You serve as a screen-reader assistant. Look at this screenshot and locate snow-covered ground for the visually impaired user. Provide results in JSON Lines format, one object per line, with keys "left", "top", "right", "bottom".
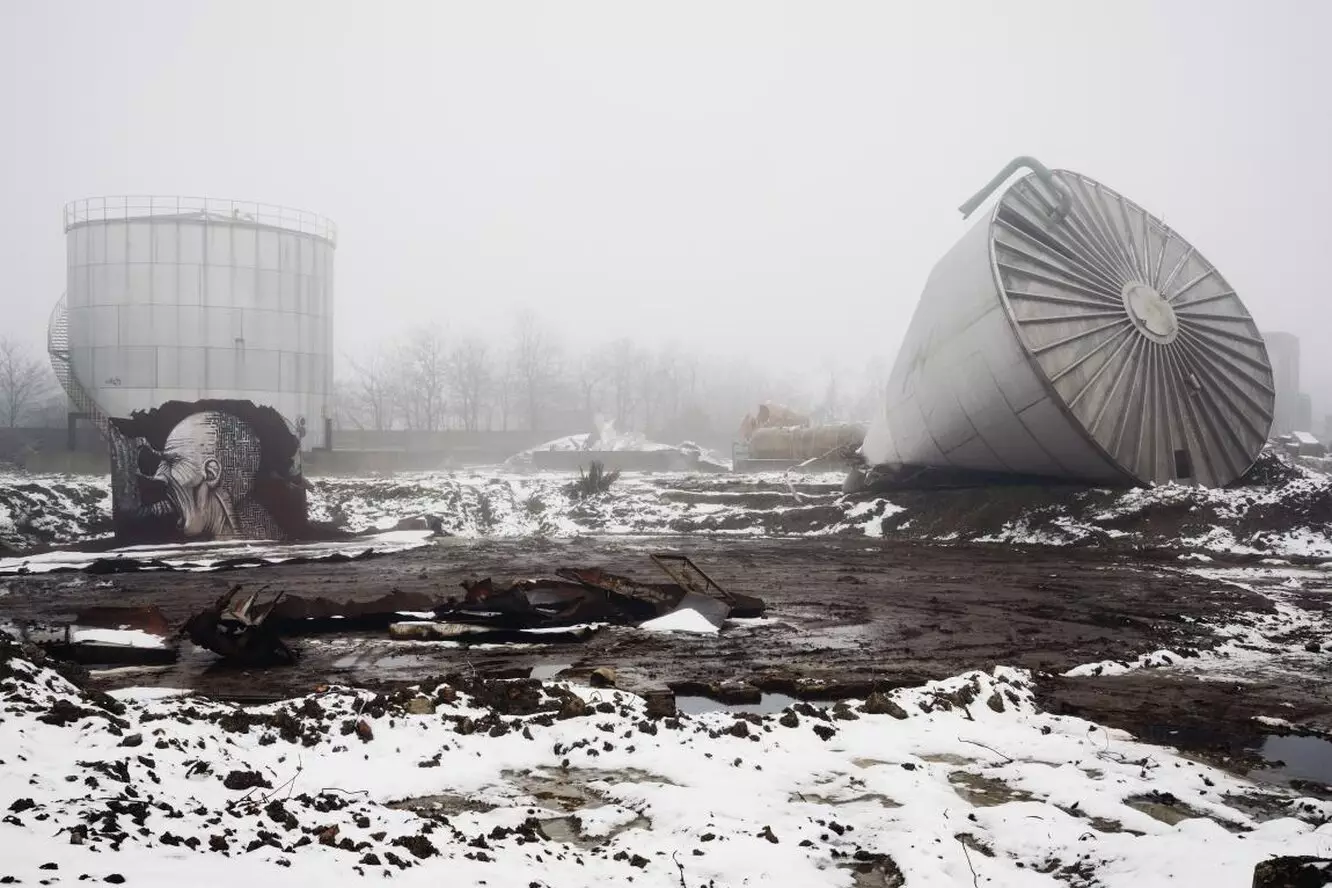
{"left": 0, "top": 530, "right": 434, "bottom": 576}
{"left": 7, "top": 455, "right": 1332, "bottom": 559}
{"left": 1061, "top": 562, "right": 1331, "bottom": 684}
{"left": 0, "top": 471, "right": 110, "bottom": 551}
{"left": 2, "top": 645, "right": 1327, "bottom": 888}
{"left": 4, "top": 451, "right": 1332, "bottom": 559}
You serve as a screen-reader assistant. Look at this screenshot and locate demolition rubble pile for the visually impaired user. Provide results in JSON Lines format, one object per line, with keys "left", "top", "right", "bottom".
{"left": 2, "top": 639, "right": 1329, "bottom": 886}
{"left": 504, "top": 417, "right": 728, "bottom": 473}
{"left": 2, "top": 554, "right": 765, "bottom": 669}
{"left": 398, "top": 554, "right": 763, "bottom": 643}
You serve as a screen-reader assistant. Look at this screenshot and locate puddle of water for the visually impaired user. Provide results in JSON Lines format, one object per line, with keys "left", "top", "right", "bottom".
{"left": 538, "top": 815, "right": 582, "bottom": 844}
{"left": 387, "top": 793, "right": 495, "bottom": 816}
{"left": 947, "top": 772, "right": 1035, "bottom": 807}
{"left": 792, "top": 791, "right": 900, "bottom": 808}
{"left": 504, "top": 767, "right": 675, "bottom": 813}
{"left": 851, "top": 757, "right": 901, "bottom": 770}
{"left": 838, "top": 853, "right": 905, "bottom": 888}
{"left": 538, "top": 811, "right": 651, "bottom": 848}
{"left": 529, "top": 663, "right": 573, "bottom": 680}
{"left": 1251, "top": 734, "right": 1332, "bottom": 785}
{"left": 1124, "top": 793, "right": 1207, "bottom": 826}
{"left": 676, "top": 693, "right": 799, "bottom": 715}
{"left": 1086, "top": 816, "right": 1141, "bottom": 835}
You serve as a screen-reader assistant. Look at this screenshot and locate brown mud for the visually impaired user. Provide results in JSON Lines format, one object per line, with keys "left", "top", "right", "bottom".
{"left": 3, "top": 535, "right": 1327, "bottom": 767}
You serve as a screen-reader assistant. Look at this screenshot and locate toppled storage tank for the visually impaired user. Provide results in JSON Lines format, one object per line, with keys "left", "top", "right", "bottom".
{"left": 865, "top": 157, "right": 1274, "bottom": 487}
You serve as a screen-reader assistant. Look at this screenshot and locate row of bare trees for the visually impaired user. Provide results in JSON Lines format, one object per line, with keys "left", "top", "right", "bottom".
{"left": 336, "top": 312, "right": 888, "bottom": 448}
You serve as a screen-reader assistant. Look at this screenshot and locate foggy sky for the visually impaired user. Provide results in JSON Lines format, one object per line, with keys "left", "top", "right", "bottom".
{"left": 3, "top": 1, "right": 1330, "bottom": 413}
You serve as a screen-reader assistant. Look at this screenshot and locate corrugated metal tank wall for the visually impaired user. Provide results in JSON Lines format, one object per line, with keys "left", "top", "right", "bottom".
{"left": 64, "top": 199, "right": 335, "bottom": 449}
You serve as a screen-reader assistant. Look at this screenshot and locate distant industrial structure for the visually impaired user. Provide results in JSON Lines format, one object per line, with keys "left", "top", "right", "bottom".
{"left": 49, "top": 196, "right": 336, "bottom": 449}
{"left": 1261, "top": 331, "right": 1304, "bottom": 437}
{"left": 866, "top": 157, "right": 1275, "bottom": 488}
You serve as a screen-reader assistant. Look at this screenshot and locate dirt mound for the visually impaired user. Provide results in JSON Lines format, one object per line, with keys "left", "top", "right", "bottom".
{"left": 1236, "top": 450, "right": 1303, "bottom": 487}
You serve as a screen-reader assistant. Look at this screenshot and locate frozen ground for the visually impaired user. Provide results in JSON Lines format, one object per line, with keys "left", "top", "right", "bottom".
{"left": 4, "top": 457, "right": 1332, "bottom": 884}
{"left": 4, "top": 451, "right": 1332, "bottom": 560}
{"left": 0, "top": 530, "right": 434, "bottom": 576}
{"left": 0, "top": 472, "right": 110, "bottom": 552}
{"left": 3, "top": 642, "right": 1329, "bottom": 888}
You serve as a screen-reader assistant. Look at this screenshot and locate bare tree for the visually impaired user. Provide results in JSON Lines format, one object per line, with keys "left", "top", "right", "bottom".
{"left": 606, "top": 338, "right": 640, "bottom": 430}
{"left": 0, "top": 338, "right": 52, "bottom": 428}
{"left": 573, "top": 354, "right": 603, "bottom": 422}
{"left": 447, "top": 335, "right": 491, "bottom": 432}
{"left": 816, "top": 358, "right": 841, "bottom": 423}
{"left": 644, "top": 345, "right": 688, "bottom": 436}
{"left": 494, "top": 351, "right": 516, "bottom": 431}
{"left": 399, "top": 326, "right": 449, "bottom": 431}
{"left": 513, "top": 310, "right": 559, "bottom": 431}
{"left": 345, "top": 347, "right": 397, "bottom": 431}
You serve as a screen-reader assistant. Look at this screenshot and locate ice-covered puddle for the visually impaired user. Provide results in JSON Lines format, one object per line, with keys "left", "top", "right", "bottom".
{"left": 3, "top": 648, "right": 1329, "bottom": 887}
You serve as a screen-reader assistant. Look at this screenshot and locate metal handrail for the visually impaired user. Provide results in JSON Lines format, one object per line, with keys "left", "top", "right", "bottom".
{"left": 47, "top": 292, "right": 112, "bottom": 438}
{"left": 63, "top": 195, "right": 337, "bottom": 245}
{"left": 47, "top": 294, "right": 68, "bottom": 355}
{"left": 958, "top": 155, "right": 1071, "bottom": 224}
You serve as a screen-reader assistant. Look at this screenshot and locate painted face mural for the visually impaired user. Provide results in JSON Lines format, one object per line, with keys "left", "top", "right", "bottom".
{"left": 151, "top": 412, "right": 261, "bottom": 538}
{"left": 108, "top": 400, "right": 308, "bottom": 545}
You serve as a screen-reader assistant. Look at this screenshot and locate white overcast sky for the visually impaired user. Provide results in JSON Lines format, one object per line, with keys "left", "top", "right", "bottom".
{"left": 2, "top": 1, "right": 1330, "bottom": 409}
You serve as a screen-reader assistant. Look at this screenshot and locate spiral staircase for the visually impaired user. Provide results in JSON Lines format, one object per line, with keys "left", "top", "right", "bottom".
{"left": 47, "top": 294, "right": 111, "bottom": 439}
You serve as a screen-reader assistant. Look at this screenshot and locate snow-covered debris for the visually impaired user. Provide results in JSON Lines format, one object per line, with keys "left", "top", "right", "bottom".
{"left": 4, "top": 449, "right": 1332, "bottom": 558}
{"left": 1, "top": 644, "right": 1326, "bottom": 886}
{"left": 503, "top": 418, "right": 727, "bottom": 471}
{"left": 0, "top": 472, "right": 110, "bottom": 551}
{"left": 0, "top": 530, "right": 434, "bottom": 576}
{"left": 1063, "top": 649, "right": 1195, "bottom": 677}
{"left": 68, "top": 628, "right": 169, "bottom": 649}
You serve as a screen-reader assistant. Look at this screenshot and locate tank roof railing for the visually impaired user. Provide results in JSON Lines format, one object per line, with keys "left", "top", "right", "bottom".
{"left": 64, "top": 196, "right": 337, "bottom": 245}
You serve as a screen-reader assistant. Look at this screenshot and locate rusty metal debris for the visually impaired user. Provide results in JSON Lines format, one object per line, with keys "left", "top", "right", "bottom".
{"left": 648, "top": 553, "right": 764, "bottom": 618}
{"left": 423, "top": 552, "right": 763, "bottom": 637}
{"left": 0, "top": 605, "right": 179, "bottom": 667}
{"left": 181, "top": 586, "right": 297, "bottom": 666}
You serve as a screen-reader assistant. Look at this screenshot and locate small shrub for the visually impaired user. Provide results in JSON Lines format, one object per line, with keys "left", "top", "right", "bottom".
{"left": 566, "top": 460, "right": 620, "bottom": 500}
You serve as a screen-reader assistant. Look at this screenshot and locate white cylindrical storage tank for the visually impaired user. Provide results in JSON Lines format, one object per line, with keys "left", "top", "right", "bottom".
{"left": 63, "top": 196, "right": 336, "bottom": 449}
{"left": 866, "top": 164, "right": 1274, "bottom": 487}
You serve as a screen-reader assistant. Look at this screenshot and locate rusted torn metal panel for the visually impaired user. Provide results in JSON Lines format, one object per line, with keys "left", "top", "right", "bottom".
{"left": 181, "top": 586, "right": 297, "bottom": 666}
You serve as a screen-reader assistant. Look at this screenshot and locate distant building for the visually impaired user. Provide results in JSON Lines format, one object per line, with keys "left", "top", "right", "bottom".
{"left": 1262, "top": 332, "right": 1302, "bottom": 437}
{"left": 1298, "top": 392, "right": 1313, "bottom": 435}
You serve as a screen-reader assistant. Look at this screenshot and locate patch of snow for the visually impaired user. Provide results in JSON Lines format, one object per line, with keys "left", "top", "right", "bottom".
{"left": 639, "top": 608, "right": 720, "bottom": 634}
{"left": 0, "top": 530, "right": 434, "bottom": 576}
{"left": 107, "top": 686, "right": 194, "bottom": 701}
{"left": 1255, "top": 715, "right": 1297, "bottom": 730}
{"left": 1063, "top": 649, "right": 1189, "bottom": 677}
{"left": 69, "top": 627, "right": 168, "bottom": 649}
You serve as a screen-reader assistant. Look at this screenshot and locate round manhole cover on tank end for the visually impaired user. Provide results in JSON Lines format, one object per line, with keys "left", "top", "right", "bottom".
{"left": 990, "top": 171, "right": 1275, "bottom": 487}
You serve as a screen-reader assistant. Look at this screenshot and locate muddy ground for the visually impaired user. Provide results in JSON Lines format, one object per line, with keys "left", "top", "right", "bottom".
{"left": 5, "top": 535, "right": 1328, "bottom": 770}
